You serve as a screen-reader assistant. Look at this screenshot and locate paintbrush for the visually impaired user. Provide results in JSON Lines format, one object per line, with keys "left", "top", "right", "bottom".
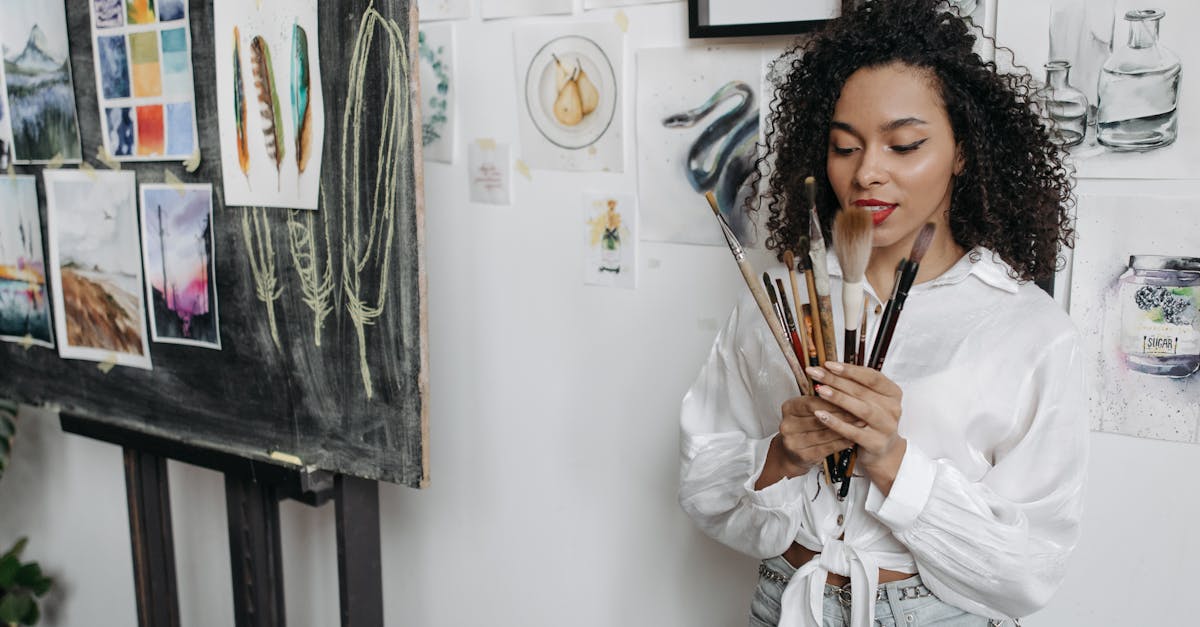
{"left": 806, "top": 177, "right": 839, "bottom": 366}
{"left": 775, "top": 277, "right": 810, "bottom": 380}
{"left": 783, "top": 251, "right": 813, "bottom": 370}
{"left": 763, "top": 274, "right": 792, "bottom": 348}
{"left": 857, "top": 303, "right": 868, "bottom": 367}
{"left": 837, "top": 222, "right": 937, "bottom": 499}
{"left": 705, "top": 192, "right": 813, "bottom": 397}
{"left": 868, "top": 223, "right": 937, "bottom": 370}
{"left": 801, "top": 257, "right": 827, "bottom": 366}
{"left": 833, "top": 206, "right": 873, "bottom": 367}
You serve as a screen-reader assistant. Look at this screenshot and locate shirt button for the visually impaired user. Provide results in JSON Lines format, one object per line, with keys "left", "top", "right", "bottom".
{"left": 874, "top": 305, "right": 883, "bottom": 315}
{"left": 836, "top": 514, "right": 844, "bottom": 526}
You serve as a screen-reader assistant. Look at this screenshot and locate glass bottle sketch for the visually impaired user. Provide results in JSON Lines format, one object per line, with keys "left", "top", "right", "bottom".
{"left": 1096, "top": 9, "right": 1181, "bottom": 151}
{"left": 1045, "top": 61, "right": 1088, "bottom": 147}
{"left": 1048, "top": 0, "right": 1114, "bottom": 121}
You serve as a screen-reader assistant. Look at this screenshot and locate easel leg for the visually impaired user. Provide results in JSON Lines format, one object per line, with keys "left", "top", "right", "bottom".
{"left": 335, "top": 475, "right": 383, "bottom": 626}
{"left": 123, "top": 448, "right": 181, "bottom": 627}
{"left": 225, "top": 475, "right": 286, "bottom": 627}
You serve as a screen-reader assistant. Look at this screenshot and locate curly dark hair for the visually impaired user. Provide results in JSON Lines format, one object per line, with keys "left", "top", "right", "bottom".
{"left": 752, "top": 0, "right": 1074, "bottom": 282}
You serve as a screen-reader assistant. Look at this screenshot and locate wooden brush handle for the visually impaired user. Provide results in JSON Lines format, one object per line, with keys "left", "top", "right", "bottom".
{"left": 737, "top": 261, "right": 812, "bottom": 396}
{"left": 816, "top": 295, "right": 838, "bottom": 364}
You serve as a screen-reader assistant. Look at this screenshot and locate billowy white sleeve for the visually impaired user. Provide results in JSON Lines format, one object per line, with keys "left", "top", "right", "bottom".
{"left": 864, "top": 329, "right": 1089, "bottom": 620}
{"left": 678, "top": 295, "right": 817, "bottom": 559}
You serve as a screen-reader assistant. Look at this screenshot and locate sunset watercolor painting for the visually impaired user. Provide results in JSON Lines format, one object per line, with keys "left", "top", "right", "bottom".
{"left": 140, "top": 184, "right": 220, "bottom": 349}
{"left": 0, "top": 175, "right": 53, "bottom": 347}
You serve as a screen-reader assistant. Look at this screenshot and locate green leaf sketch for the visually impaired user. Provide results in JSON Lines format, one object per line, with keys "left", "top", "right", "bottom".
{"left": 341, "top": 5, "right": 410, "bottom": 398}
{"left": 241, "top": 207, "right": 282, "bottom": 349}
{"left": 286, "top": 188, "right": 334, "bottom": 346}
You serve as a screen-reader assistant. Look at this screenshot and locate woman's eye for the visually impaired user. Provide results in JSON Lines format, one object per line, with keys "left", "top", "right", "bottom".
{"left": 831, "top": 145, "right": 858, "bottom": 155}
{"left": 891, "top": 138, "right": 928, "bottom": 153}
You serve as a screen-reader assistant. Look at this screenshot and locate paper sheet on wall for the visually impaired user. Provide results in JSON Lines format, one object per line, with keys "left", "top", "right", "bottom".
{"left": 213, "top": 0, "right": 325, "bottom": 209}
{"left": 418, "top": 0, "right": 470, "bottom": 21}
{"left": 1070, "top": 194, "right": 1200, "bottom": 443}
{"left": 469, "top": 140, "right": 510, "bottom": 205}
{"left": 582, "top": 192, "right": 637, "bottom": 289}
{"left": 514, "top": 22, "right": 623, "bottom": 173}
{"left": 636, "top": 45, "right": 763, "bottom": 246}
{"left": 483, "top": 0, "right": 571, "bottom": 20}
{"left": 420, "top": 23, "right": 454, "bottom": 163}
{"left": 0, "top": 175, "right": 54, "bottom": 348}
{"left": 997, "top": 0, "right": 1198, "bottom": 179}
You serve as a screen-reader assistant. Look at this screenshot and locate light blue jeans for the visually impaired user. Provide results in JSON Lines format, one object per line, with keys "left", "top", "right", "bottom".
{"left": 750, "top": 556, "right": 1016, "bottom": 627}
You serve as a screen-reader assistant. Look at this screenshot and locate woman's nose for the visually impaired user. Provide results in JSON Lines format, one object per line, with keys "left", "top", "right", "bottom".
{"left": 853, "top": 147, "right": 888, "bottom": 189}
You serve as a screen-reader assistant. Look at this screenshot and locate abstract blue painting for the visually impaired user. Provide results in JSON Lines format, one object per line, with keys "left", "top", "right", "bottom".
{"left": 96, "top": 34, "right": 130, "bottom": 99}
{"left": 105, "top": 106, "right": 133, "bottom": 155}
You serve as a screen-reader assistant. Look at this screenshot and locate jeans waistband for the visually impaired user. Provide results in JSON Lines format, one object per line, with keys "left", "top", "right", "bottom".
{"left": 758, "top": 561, "right": 933, "bottom": 607}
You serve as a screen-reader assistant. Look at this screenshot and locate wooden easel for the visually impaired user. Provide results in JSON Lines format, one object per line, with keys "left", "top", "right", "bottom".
{"left": 60, "top": 412, "right": 384, "bottom": 627}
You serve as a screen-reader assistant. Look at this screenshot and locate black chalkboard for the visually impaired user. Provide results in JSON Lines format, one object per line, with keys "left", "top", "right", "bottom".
{"left": 0, "top": 0, "right": 428, "bottom": 487}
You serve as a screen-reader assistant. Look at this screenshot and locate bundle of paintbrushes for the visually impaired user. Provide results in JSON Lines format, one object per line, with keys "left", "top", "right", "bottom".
{"left": 829, "top": 221, "right": 937, "bottom": 499}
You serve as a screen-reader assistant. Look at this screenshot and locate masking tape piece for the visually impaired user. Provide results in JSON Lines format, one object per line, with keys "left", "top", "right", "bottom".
{"left": 269, "top": 451, "right": 303, "bottom": 465}
{"left": 46, "top": 153, "right": 64, "bottom": 169}
{"left": 97, "top": 354, "right": 118, "bottom": 373}
{"left": 476, "top": 138, "right": 497, "bottom": 150}
{"left": 615, "top": 10, "right": 629, "bottom": 33}
{"left": 79, "top": 161, "right": 97, "bottom": 180}
{"left": 165, "top": 169, "right": 186, "bottom": 193}
{"left": 96, "top": 147, "right": 120, "bottom": 170}
{"left": 515, "top": 159, "right": 531, "bottom": 180}
{"left": 19, "top": 335, "right": 34, "bottom": 350}
{"left": 183, "top": 151, "right": 201, "bottom": 173}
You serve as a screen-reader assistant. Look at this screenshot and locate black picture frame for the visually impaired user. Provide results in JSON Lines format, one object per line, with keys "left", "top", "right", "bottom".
{"left": 687, "top": 0, "right": 843, "bottom": 39}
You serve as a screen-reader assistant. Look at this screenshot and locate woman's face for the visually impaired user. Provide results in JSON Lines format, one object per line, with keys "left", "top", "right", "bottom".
{"left": 825, "top": 62, "right": 962, "bottom": 255}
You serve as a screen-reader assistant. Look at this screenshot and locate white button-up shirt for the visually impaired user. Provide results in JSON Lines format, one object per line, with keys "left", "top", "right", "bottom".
{"left": 678, "top": 248, "right": 1088, "bottom": 627}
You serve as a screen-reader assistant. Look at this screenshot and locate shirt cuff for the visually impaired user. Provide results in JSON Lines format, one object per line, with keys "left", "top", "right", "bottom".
{"left": 745, "top": 434, "right": 808, "bottom": 508}
{"left": 865, "top": 441, "right": 937, "bottom": 531}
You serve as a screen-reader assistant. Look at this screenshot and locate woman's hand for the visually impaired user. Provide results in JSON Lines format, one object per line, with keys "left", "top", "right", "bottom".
{"left": 755, "top": 395, "right": 855, "bottom": 490}
{"left": 806, "top": 362, "right": 907, "bottom": 494}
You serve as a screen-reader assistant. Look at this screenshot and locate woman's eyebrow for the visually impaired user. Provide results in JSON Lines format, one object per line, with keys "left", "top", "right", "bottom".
{"left": 829, "top": 117, "right": 929, "bottom": 134}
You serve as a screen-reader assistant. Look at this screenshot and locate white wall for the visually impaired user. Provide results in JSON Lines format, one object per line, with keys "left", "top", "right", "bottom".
{"left": 1, "top": 2, "right": 1198, "bottom": 626}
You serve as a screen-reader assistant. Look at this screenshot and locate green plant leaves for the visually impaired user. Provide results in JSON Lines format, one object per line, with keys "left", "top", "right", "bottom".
{"left": 0, "top": 539, "right": 51, "bottom": 625}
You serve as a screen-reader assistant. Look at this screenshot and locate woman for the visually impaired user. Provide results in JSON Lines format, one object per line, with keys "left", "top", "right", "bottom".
{"left": 677, "top": 2, "right": 1087, "bottom": 626}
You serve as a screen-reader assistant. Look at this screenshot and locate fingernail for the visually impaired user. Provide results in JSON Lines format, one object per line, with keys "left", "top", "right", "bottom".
{"left": 807, "top": 367, "right": 825, "bottom": 381}
{"left": 825, "top": 361, "right": 845, "bottom": 373}
{"left": 816, "top": 411, "right": 830, "bottom": 422}
{"left": 817, "top": 386, "right": 833, "bottom": 398}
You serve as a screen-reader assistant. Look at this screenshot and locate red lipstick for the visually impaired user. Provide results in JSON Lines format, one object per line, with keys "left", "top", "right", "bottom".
{"left": 853, "top": 199, "right": 897, "bottom": 226}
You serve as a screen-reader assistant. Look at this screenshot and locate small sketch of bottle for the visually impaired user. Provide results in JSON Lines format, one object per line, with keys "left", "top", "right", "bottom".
{"left": 1096, "top": 9, "right": 1181, "bottom": 151}
{"left": 1045, "top": 61, "right": 1088, "bottom": 147}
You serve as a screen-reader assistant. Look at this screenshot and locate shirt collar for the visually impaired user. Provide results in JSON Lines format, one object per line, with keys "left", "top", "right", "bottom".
{"left": 824, "top": 246, "right": 1020, "bottom": 294}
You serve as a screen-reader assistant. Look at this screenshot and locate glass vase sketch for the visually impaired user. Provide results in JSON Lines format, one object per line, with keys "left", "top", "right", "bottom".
{"left": 1096, "top": 9, "right": 1181, "bottom": 151}
{"left": 1045, "top": 61, "right": 1087, "bottom": 147}
{"left": 1048, "top": 0, "right": 1114, "bottom": 120}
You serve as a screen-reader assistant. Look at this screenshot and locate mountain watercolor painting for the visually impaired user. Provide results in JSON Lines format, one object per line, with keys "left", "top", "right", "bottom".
{"left": 0, "top": 0, "right": 82, "bottom": 163}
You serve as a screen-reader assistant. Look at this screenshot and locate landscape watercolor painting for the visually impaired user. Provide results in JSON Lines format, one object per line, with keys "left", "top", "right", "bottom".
{"left": 0, "top": 176, "right": 53, "bottom": 348}
{"left": 140, "top": 184, "right": 220, "bottom": 349}
{"left": 44, "top": 169, "right": 152, "bottom": 370}
{"left": 0, "top": 0, "right": 83, "bottom": 163}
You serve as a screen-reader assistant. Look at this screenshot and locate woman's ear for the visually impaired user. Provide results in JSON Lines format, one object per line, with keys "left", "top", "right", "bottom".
{"left": 953, "top": 143, "right": 965, "bottom": 176}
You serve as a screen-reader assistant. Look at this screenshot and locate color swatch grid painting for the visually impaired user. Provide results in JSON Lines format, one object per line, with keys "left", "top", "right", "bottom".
{"left": 88, "top": 0, "right": 200, "bottom": 161}
{"left": 0, "top": 0, "right": 83, "bottom": 164}
{"left": 213, "top": 0, "right": 325, "bottom": 210}
{"left": 140, "top": 183, "right": 220, "bottom": 349}
{"left": 44, "top": 169, "right": 152, "bottom": 370}
{"left": 0, "top": 176, "right": 54, "bottom": 348}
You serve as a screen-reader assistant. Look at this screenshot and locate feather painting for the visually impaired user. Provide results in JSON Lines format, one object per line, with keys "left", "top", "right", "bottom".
{"left": 291, "top": 22, "right": 313, "bottom": 174}
{"left": 233, "top": 27, "right": 251, "bottom": 186}
{"left": 250, "top": 35, "right": 286, "bottom": 190}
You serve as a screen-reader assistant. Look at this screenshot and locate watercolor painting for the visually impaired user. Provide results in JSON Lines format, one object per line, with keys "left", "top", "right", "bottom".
{"left": 419, "top": 23, "right": 454, "bottom": 163}
{"left": 637, "top": 44, "right": 763, "bottom": 246}
{"left": 0, "top": 176, "right": 53, "bottom": 348}
{"left": 1069, "top": 194, "right": 1199, "bottom": 443}
{"left": 214, "top": 0, "right": 325, "bottom": 210}
{"left": 418, "top": 0, "right": 469, "bottom": 21}
{"left": 140, "top": 184, "right": 220, "bottom": 349}
{"left": 584, "top": 0, "right": 673, "bottom": 7}
{"left": 583, "top": 192, "right": 637, "bottom": 289}
{"left": 0, "top": 0, "right": 83, "bottom": 163}
{"left": 43, "top": 170, "right": 151, "bottom": 369}
{"left": 514, "top": 23, "right": 623, "bottom": 172}
{"left": 90, "top": 0, "right": 199, "bottom": 161}
{"left": 468, "top": 140, "right": 510, "bottom": 205}
{"left": 127, "top": 0, "right": 156, "bottom": 25}
{"left": 93, "top": 0, "right": 124, "bottom": 28}
{"left": 482, "top": 0, "right": 571, "bottom": 20}
{"left": 998, "top": 0, "right": 1197, "bottom": 179}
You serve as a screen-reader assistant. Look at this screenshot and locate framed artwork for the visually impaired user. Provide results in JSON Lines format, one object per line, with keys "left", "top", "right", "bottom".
{"left": 687, "top": 0, "right": 841, "bottom": 38}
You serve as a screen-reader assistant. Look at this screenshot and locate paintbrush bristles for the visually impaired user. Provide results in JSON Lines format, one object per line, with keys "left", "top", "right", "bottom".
{"left": 909, "top": 223, "right": 936, "bottom": 265}
{"left": 833, "top": 207, "right": 873, "bottom": 284}
{"left": 804, "top": 176, "right": 816, "bottom": 209}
